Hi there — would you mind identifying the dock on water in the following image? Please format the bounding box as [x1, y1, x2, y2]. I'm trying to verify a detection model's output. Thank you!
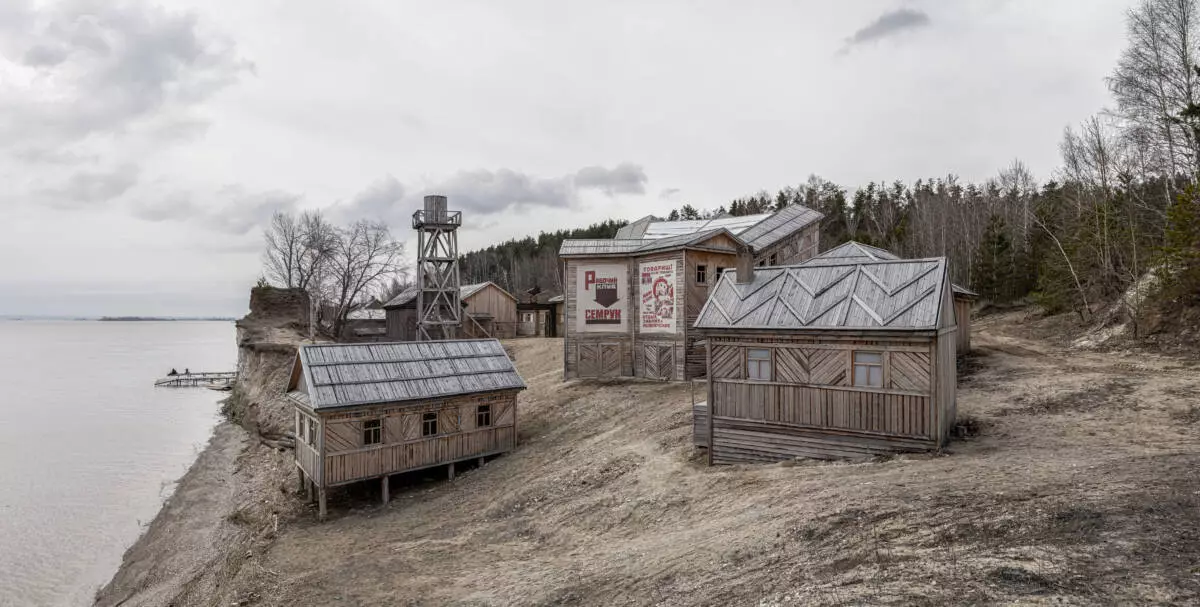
[154, 371, 237, 388]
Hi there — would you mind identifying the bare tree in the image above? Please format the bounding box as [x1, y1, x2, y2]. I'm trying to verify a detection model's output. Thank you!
[324, 220, 405, 337]
[261, 210, 338, 291]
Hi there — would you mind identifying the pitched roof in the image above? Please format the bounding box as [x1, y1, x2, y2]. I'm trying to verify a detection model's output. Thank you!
[558, 228, 745, 257]
[288, 339, 525, 410]
[346, 308, 386, 321]
[461, 281, 517, 302]
[803, 241, 978, 299]
[694, 258, 949, 331]
[382, 286, 419, 308]
[604, 205, 822, 254]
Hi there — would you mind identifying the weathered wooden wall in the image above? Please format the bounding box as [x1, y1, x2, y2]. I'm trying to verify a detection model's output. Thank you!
[385, 308, 418, 341]
[465, 285, 518, 338]
[703, 334, 944, 463]
[753, 223, 820, 266]
[317, 391, 518, 486]
[563, 244, 738, 382]
[294, 408, 323, 484]
[954, 297, 971, 352]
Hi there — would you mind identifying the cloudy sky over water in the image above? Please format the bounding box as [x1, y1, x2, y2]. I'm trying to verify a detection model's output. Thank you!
[1, 0, 1133, 316]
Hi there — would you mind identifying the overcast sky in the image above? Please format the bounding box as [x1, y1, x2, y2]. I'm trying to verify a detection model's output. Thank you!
[0, 0, 1135, 317]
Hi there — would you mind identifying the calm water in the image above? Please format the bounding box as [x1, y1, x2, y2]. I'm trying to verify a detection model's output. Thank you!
[0, 321, 235, 607]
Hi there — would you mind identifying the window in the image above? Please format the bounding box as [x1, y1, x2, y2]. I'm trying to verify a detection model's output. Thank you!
[715, 266, 725, 279]
[362, 419, 382, 445]
[853, 351, 884, 388]
[769, 253, 778, 265]
[477, 404, 492, 427]
[422, 412, 438, 436]
[306, 418, 316, 446]
[747, 348, 772, 381]
[696, 264, 707, 284]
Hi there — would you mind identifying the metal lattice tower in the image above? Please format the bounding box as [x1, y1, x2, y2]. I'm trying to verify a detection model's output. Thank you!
[413, 195, 462, 341]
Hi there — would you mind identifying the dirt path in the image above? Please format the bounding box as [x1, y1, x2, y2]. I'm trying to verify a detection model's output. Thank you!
[131, 315, 1200, 606]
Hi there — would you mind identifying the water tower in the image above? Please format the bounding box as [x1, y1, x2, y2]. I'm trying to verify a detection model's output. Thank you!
[413, 195, 462, 340]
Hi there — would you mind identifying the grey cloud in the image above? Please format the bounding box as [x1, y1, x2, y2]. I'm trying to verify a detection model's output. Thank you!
[37, 163, 139, 209]
[131, 187, 299, 236]
[574, 162, 648, 196]
[659, 188, 681, 199]
[199, 188, 301, 235]
[436, 168, 575, 214]
[334, 175, 406, 222]
[842, 8, 930, 52]
[0, 0, 252, 154]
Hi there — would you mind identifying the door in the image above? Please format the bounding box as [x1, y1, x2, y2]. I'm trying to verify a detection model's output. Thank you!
[578, 343, 621, 378]
[642, 344, 675, 381]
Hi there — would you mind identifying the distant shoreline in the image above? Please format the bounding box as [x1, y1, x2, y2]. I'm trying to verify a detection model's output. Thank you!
[0, 316, 237, 322]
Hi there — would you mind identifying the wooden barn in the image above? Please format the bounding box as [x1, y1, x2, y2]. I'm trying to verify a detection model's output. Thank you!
[693, 255, 958, 463]
[460, 282, 519, 338]
[802, 241, 979, 352]
[383, 282, 516, 340]
[558, 204, 823, 381]
[286, 339, 526, 519]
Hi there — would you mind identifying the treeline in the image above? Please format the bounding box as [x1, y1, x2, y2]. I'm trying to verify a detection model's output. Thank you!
[456, 0, 1200, 331]
[459, 219, 627, 295]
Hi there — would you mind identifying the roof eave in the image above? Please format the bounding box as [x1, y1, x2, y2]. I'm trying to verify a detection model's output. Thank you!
[310, 384, 528, 411]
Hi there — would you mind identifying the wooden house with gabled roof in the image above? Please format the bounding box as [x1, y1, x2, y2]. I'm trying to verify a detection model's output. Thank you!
[286, 339, 525, 519]
[692, 254, 958, 463]
[558, 204, 823, 382]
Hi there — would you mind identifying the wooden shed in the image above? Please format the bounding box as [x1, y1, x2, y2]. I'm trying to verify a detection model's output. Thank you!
[460, 282, 519, 338]
[693, 255, 958, 463]
[802, 241, 978, 352]
[286, 339, 526, 519]
[558, 205, 823, 382]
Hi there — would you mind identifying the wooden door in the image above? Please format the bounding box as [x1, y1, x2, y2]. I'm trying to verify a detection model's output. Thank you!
[642, 344, 674, 381]
[579, 343, 621, 378]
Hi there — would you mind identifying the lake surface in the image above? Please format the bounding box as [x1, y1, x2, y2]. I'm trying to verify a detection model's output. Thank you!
[0, 321, 235, 607]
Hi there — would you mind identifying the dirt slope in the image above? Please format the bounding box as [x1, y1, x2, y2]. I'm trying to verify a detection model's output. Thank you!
[198, 316, 1200, 606]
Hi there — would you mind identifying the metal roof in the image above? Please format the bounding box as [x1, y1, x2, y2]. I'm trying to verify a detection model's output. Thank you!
[803, 241, 978, 298]
[288, 339, 526, 410]
[461, 281, 517, 302]
[558, 228, 745, 257]
[567, 205, 821, 258]
[734, 205, 824, 251]
[694, 258, 949, 331]
[346, 308, 386, 321]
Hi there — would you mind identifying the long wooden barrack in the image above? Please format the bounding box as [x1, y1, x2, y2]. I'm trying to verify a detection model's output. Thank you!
[154, 371, 237, 388]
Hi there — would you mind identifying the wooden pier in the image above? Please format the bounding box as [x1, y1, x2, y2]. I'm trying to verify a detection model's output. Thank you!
[154, 371, 237, 388]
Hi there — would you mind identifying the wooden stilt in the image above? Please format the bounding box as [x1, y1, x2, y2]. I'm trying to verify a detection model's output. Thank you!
[477, 456, 484, 467]
[381, 475, 390, 505]
[448, 462, 456, 481]
[318, 488, 327, 521]
[306, 479, 314, 503]
[297, 468, 306, 493]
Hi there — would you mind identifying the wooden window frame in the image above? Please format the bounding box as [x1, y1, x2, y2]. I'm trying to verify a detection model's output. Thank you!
[421, 412, 439, 437]
[476, 404, 492, 427]
[745, 347, 773, 381]
[362, 418, 382, 446]
[852, 350, 885, 388]
[696, 264, 707, 285]
[306, 417, 316, 447]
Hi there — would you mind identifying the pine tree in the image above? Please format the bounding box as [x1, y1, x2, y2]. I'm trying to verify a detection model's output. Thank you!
[973, 214, 1016, 302]
[1157, 184, 1200, 302]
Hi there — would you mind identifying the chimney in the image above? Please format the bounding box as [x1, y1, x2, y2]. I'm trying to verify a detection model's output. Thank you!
[736, 249, 755, 284]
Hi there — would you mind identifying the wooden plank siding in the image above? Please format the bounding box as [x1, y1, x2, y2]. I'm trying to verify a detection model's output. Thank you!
[752, 223, 820, 266]
[563, 244, 738, 381]
[954, 297, 972, 352]
[464, 284, 519, 338]
[701, 333, 946, 460]
[316, 391, 518, 486]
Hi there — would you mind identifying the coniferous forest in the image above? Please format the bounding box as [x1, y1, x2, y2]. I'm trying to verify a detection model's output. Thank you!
[461, 0, 1200, 333]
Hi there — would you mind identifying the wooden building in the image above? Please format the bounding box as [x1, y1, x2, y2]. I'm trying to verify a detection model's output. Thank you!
[801, 241, 978, 352]
[460, 282, 519, 338]
[340, 307, 387, 342]
[558, 205, 823, 381]
[516, 291, 562, 337]
[693, 255, 958, 463]
[286, 339, 525, 519]
[383, 282, 516, 340]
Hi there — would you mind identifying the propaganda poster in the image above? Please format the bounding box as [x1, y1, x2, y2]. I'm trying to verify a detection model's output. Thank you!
[575, 264, 627, 332]
[639, 260, 676, 333]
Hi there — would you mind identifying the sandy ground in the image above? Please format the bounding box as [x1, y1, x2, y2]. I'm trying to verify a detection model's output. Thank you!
[99, 312, 1200, 605]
